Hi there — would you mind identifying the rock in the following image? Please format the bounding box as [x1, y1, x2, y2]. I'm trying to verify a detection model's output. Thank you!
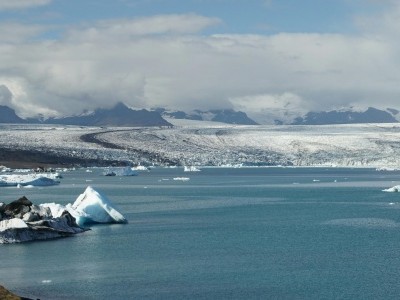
[4, 196, 32, 217]
[0, 196, 86, 244]
[0, 284, 24, 300]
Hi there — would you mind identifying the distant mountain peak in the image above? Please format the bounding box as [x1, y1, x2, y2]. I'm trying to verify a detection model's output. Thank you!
[291, 107, 398, 125]
[0, 103, 172, 127]
[0, 105, 26, 124]
[159, 108, 258, 125]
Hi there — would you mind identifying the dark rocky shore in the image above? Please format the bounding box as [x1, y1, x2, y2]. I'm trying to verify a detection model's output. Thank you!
[0, 147, 125, 169]
[0, 285, 35, 300]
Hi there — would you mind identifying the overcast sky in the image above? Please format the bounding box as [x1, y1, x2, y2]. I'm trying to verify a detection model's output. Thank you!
[0, 0, 399, 117]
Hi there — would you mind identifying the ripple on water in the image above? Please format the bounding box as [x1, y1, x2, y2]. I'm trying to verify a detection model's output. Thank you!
[323, 218, 399, 228]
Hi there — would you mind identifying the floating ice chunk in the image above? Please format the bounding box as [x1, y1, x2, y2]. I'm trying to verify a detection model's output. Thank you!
[103, 167, 138, 176]
[173, 177, 190, 181]
[184, 166, 201, 172]
[70, 186, 127, 226]
[0, 186, 127, 243]
[132, 165, 149, 171]
[383, 185, 400, 192]
[0, 174, 59, 187]
[42, 280, 52, 284]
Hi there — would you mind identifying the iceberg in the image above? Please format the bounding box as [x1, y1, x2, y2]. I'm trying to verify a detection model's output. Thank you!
[383, 185, 400, 192]
[173, 177, 190, 181]
[0, 186, 127, 243]
[68, 186, 128, 226]
[184, 166, 201, 172]
[0, 197, 85, 244]
[103, 166, 138, 176]
[0, 174, 60, 187]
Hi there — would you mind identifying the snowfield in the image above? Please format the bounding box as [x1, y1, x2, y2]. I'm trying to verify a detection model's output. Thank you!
[1, 122, 400, 168]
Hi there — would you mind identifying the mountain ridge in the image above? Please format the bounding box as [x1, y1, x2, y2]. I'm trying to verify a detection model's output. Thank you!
[0, 103, 172, 127]
[1, 104, 400, 126]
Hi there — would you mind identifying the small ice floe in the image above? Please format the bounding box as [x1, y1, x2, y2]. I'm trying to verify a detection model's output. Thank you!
[389, 202, 396, 205]
[41, 280, 52, 284]
[173, 177, 190, 181]
[103, 167, 138, 177]
[376, 167, 400, 171]
[383, 185, 400, 192]
[184, 166, 201, 172]
[132, 165, 149, 171]
[312, 179, 320, 182]
[86, 169, 93, 173]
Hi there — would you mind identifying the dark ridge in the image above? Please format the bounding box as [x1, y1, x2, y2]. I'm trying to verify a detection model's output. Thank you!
[292, 107, 397, 125]
[0, 148, 125, 169]
[0, 105, 26, 124]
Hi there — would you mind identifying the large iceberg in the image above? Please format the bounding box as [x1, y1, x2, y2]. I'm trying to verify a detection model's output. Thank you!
[68, 186, 127, 226]
[0, 174, 60, 187]
[0, 186, 127, 243]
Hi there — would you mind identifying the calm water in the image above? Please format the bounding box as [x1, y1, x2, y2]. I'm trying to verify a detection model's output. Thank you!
[1, 167, 400, 299]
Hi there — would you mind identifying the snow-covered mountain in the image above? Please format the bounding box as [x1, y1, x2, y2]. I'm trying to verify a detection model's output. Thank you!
[155, 108, 258, 125]
[0, 103, 172, 127]
[44, 103, 172, 127]
[291, 107, 398, 125]
[2, 103, 400, 127]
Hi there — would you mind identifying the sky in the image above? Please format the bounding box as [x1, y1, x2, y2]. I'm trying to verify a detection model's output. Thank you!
[0, 0, 399, 118]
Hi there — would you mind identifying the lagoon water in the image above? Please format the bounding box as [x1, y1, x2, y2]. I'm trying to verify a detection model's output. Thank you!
[2, 167, 400, 299]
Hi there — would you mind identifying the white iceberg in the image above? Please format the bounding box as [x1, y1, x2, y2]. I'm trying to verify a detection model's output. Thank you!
[184, 166, 201, 172]
[383, 185, 400, 192]
[0, 174, 60, 187]
[68, 186, 128, 226]
[0, 186, 127, 243]
[173, 177, 190, 181]
[132, 165, 149, 171]
[103, 166, 138, 176]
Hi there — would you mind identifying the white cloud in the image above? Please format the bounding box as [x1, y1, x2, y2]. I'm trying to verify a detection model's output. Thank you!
[65, 14, 221, 42]
[0, 9, 400, 119]
[0, 22, 46, 43]
[0, 0, 52, 10]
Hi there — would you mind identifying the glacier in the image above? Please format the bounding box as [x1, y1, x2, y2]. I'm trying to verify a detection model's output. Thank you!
[3, 122, 400, 168]
[0, 186, 127, 243]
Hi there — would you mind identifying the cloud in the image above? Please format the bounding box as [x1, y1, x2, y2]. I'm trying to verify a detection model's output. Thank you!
[0, 85, 12, 106]
[1, 8, 400, 119]
[0, 22, 47, 43]
[0, 0, 52, 10]
[65, 14, 222, 42]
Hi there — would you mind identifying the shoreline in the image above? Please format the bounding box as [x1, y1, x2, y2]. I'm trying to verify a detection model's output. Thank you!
[0, 147, 126, 169]
[0, 285, 35, 300]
